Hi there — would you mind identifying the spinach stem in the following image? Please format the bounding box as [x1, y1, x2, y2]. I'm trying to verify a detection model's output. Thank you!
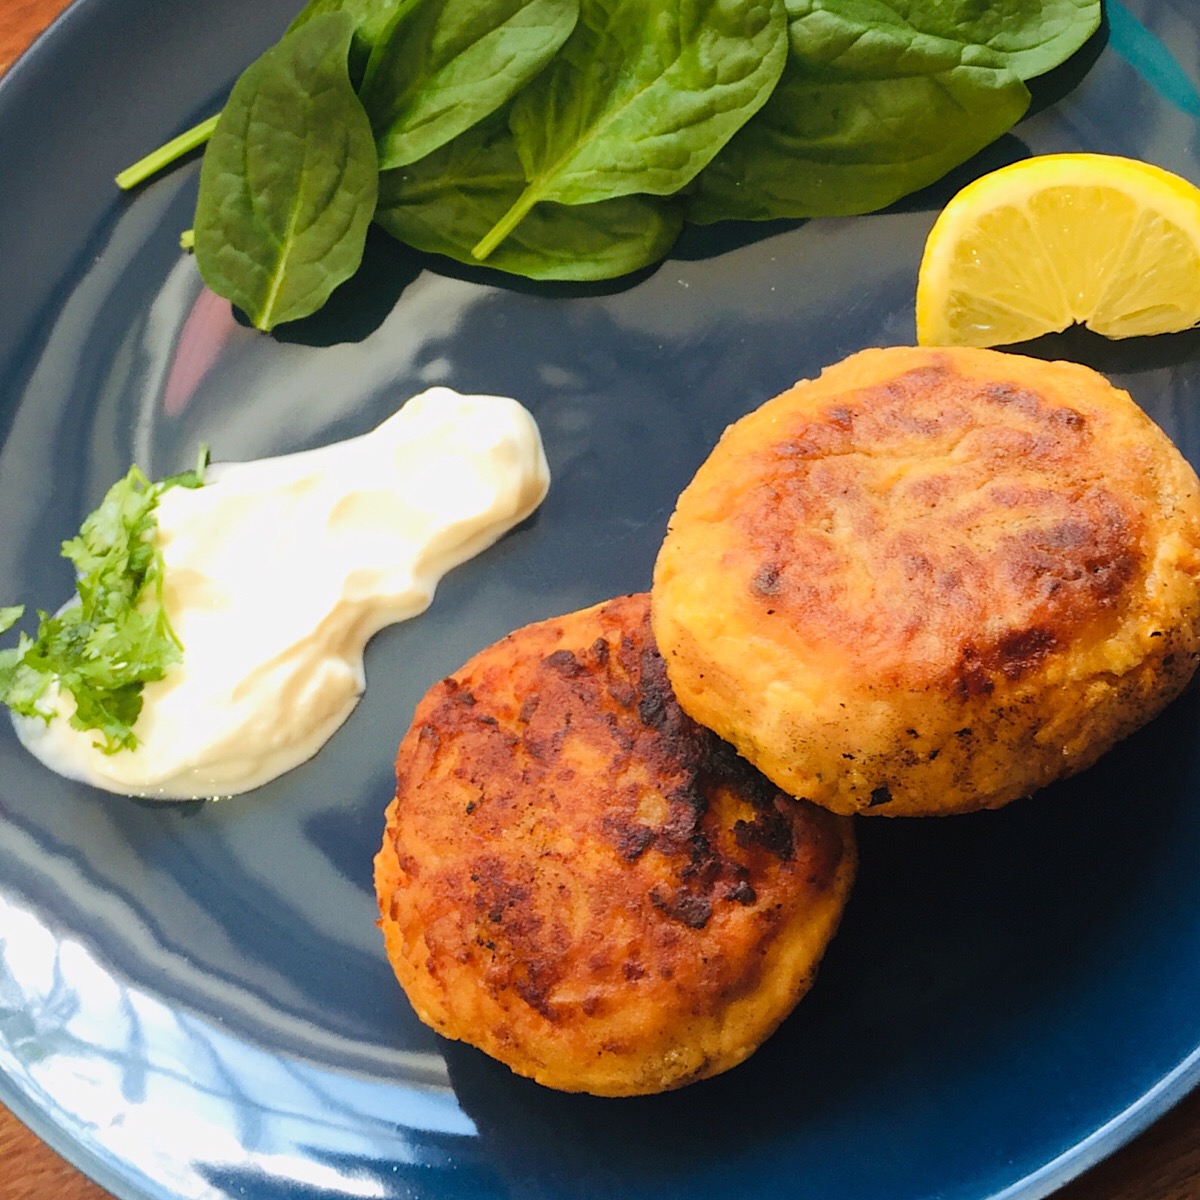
[472, 184, 542, 261]
[115, 115, 220, 191]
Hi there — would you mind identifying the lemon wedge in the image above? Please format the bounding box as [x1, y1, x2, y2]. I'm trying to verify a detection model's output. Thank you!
[916, 153, 1200, 347]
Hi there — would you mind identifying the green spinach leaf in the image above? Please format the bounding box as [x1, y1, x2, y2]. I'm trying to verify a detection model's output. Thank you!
[193, 12, 379, 331]
[472, 0, 788, 260]
[794, 0, 1101, 81]
[361, 0, 579, 170]
[376, 110, 683, 279]
[689, 11, 1031, 223]
[287, 0, 418, 80]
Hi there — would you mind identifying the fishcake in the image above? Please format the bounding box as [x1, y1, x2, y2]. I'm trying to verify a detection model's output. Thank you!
[374, 593, 856, 1096]
[652, 345, 1200, 817]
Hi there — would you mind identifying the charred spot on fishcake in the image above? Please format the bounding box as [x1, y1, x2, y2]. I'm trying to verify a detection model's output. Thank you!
[981, 382, 1090, 444]
[751, 563, 784, 597]
[1001, 499, 1142, 612]
[954, 645, 996, 700]
[545, 648, 588, 676]
[637, 690, 668, 729]
[521, 713, 571, 762]
[995, 628, 1059, 677]
[726, 879, 758, 905]
[600, 709, 637, 752]
[616, 631, 641, 678]
[733, 803, 796, 859]
[512, 971, 559, 1020]
[604, 816, 657, 862]
[466, 855, 534, 929]
[614, 661, 807, 899]
[953, 625, 1065, 698]
[650, 884, 714, 930]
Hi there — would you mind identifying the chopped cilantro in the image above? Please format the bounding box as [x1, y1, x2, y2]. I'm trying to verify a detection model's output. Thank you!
[0, 450, 208, 754]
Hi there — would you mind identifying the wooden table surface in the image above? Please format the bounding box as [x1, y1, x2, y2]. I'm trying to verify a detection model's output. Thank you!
[3, 2, 1200, 1198]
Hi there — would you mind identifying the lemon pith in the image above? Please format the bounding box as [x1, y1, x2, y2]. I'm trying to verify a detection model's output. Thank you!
[916, 153, 1200, 347]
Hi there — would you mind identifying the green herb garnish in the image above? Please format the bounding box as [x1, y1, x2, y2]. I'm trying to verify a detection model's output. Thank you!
[0, 451, 208, 755]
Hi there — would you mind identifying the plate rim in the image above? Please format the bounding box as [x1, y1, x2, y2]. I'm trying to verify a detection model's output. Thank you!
[2, 1, 1200, 1198]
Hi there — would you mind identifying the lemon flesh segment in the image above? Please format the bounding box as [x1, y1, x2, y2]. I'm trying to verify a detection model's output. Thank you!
[916, 154, 1200, 347]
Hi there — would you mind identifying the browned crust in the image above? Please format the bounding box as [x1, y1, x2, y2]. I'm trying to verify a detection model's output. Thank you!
[375, 593, 856, 1094]
[733, 359, 1144, 692]
[652, 346, 1200, 815]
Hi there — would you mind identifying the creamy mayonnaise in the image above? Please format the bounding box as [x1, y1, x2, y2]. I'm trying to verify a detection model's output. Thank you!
[15, 387, 549, 799]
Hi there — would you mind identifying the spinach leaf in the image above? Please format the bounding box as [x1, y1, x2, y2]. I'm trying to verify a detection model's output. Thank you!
[193, 12, 379, 331]
[472, 0, 789, 260]
[288, 0, 412, 47]
[784, 0, 1022, 73]
[689, 0, 1100, 223]
[375, 110, 683, 279]
[361, 0, 579, 170]
[688, 18, 1030, 223]
[797, 0, 1102, 81]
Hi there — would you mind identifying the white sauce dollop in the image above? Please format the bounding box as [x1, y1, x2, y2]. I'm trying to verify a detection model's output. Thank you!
[15, 387, 550, 799]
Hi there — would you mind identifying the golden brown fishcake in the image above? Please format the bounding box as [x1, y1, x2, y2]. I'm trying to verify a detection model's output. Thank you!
[652, 345, 1200, 817]
[374, 593, 856, 1096]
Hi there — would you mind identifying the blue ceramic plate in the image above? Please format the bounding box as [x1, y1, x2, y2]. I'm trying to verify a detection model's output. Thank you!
[3, 2, 1200, 1198]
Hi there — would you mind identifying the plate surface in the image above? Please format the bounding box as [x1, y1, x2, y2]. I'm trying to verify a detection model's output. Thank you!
[3, 2, 1200, 1198]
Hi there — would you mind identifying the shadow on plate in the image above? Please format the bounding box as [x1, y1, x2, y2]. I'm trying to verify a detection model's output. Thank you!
[261, 226, 678, 349]
[1026, 12, 1112, 120]
[1010, 325, 1200, 375]
[430, 684, 1200, 1191]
